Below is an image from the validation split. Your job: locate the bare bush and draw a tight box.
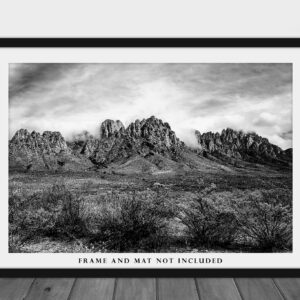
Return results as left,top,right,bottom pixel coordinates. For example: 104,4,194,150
9,184,87,243
90,190,173,251
233,189,292,251
178,184,238,247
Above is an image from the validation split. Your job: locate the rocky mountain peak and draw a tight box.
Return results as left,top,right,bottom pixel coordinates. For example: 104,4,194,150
10,129,69,155
86,116,185,166
9,129,72,171
100,119,125,138
126,119,144,138
10,128,31,142
195,127,289,164
126,116,180,148
9,117,292,172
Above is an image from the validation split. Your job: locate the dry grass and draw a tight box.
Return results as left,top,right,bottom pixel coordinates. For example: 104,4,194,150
9,167,292,253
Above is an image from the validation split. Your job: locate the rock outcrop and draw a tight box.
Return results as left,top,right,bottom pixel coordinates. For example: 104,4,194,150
127,116,181,148
10,129,69,156
9,129,72,171
195,128,291,164
9,117,292,172
81,116,184,166
100,119,125,138
125,116,183,157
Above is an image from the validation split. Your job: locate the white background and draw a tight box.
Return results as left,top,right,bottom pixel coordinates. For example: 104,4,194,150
0,0,300,37
0,47,298,269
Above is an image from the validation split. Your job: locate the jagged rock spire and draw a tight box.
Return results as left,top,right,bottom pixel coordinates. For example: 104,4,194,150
194,128,288,163
100,119,125,138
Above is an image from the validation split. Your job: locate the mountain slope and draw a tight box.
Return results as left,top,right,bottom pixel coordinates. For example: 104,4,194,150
9,129,92,171
195,128,292,166
9,116,292,173
80,116,184,166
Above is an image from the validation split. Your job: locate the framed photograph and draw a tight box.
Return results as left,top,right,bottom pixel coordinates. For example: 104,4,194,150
1,39,299,276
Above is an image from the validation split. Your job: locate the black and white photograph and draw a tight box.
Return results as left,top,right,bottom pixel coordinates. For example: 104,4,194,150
8,63,293,254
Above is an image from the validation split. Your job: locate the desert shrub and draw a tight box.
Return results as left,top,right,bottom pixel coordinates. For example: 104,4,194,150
55,186,87,236
9,184,87,241
9,189,31,238
9,233,26,253
90,190,173,251
233,189,292,251
178,184,238,247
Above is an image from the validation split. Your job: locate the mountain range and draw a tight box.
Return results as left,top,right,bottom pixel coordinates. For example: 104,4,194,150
9,116,292,173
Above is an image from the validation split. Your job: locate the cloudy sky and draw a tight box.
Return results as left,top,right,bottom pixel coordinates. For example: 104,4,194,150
9,63,292,149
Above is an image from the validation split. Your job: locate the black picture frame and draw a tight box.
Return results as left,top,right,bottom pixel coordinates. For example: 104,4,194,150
0,38,300,48
2,38,299,277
